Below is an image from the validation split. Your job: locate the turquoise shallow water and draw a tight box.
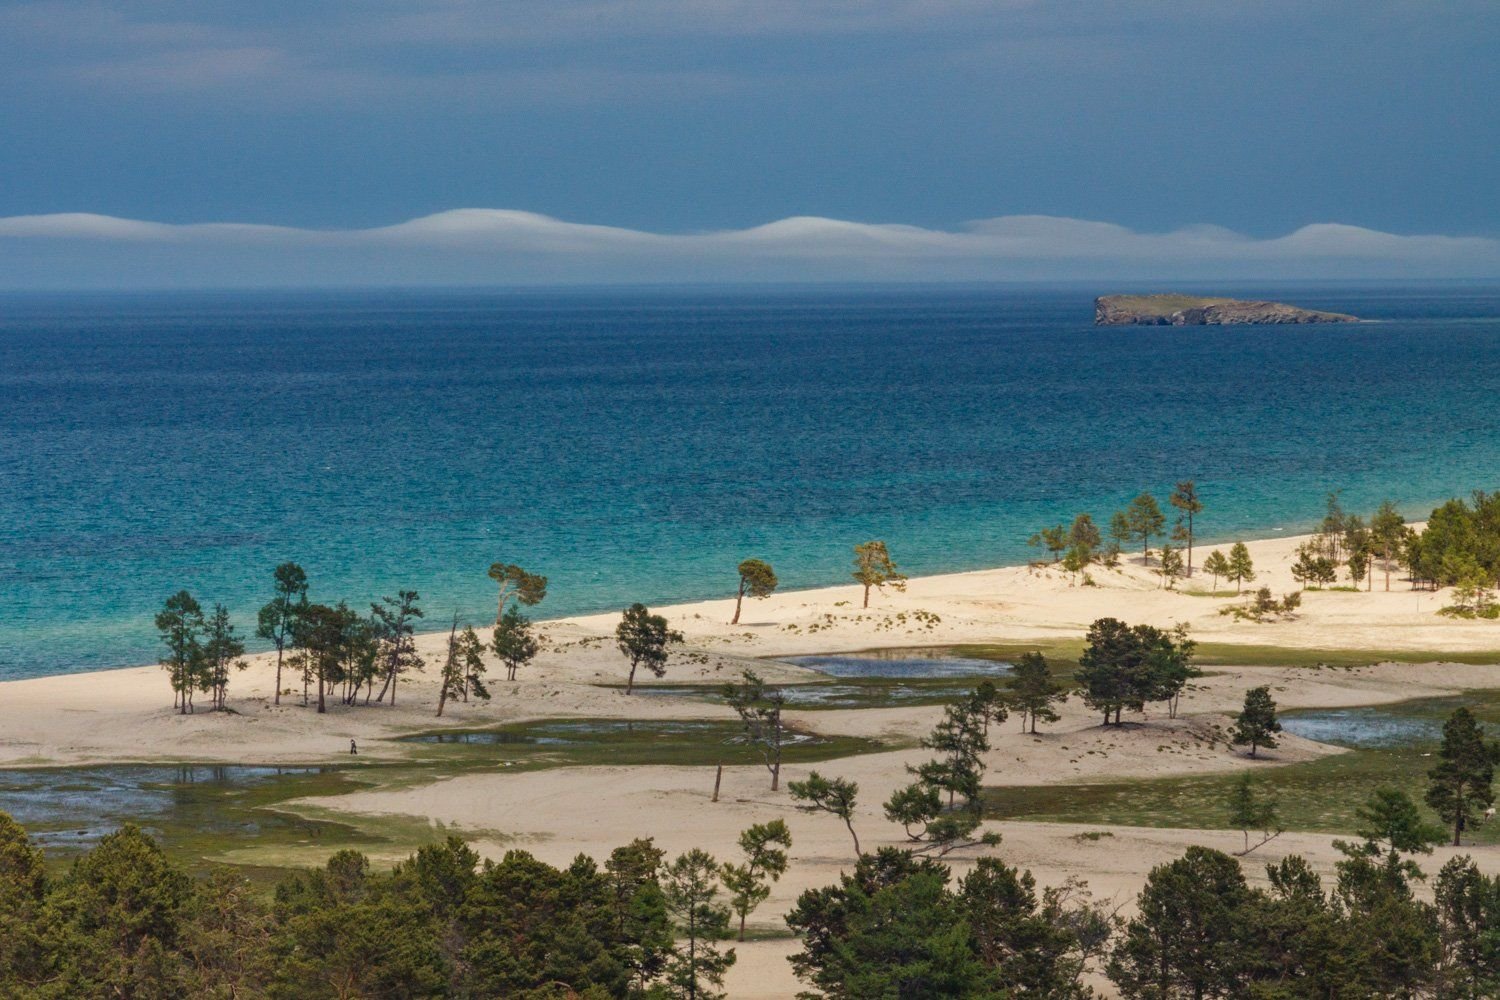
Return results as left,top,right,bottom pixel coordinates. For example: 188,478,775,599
2,285,1499,679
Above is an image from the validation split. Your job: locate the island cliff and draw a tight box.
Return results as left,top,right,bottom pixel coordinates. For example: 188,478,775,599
1095,294,1358,326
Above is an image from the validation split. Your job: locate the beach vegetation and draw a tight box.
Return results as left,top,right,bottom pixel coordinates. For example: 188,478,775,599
721,820,791,941
1028,523,1069,563
1425,707,1499,846
1291,542,1337,589
490,604,538,682
852,540,907,608
1005,651,1066,733
786,848,1097,997
484,562,547,624
1157,543,1184,588
723,669,788,790
1116,492,1166,565
370,590,424,706
201,602,247,712
730,558,778,624
1226,773,1281,855
1168,480,1203,574
1231,685,1282,757
436,618,489,716
616,603,684,694
1201,549,1229,592
256,561,308,706
789,772,861,853
1226,541,1255,592
156,589,207,713
1371,499,1410,591
661,848,736,1000
1074,618,1198,725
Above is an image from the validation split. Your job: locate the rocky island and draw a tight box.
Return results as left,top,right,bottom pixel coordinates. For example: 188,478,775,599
1095,294,1358,326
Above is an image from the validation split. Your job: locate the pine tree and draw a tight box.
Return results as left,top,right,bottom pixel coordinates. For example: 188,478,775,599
1426,707,1500,846
1226,542,1255,594
852,540,906,608
1005,651,1065,733
1232,686,1282,758
1202,549,1229,593
720,821,791,941
1169,480,1204,574
730,559,778,625
788,772,861,853
617,604,683,694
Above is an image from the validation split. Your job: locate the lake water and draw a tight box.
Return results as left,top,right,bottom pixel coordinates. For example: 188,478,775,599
4,285,1499,678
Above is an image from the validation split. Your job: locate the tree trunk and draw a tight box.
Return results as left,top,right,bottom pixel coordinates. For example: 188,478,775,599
712,763,723,802
274,644,283,706
626,662,637,694
1187,515,1193,575
862,583,871,609
771,758,779,792
731,579,745,625
317,669,326,714
846,818,861,854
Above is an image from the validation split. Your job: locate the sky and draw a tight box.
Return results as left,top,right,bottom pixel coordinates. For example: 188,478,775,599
2,1,1498,286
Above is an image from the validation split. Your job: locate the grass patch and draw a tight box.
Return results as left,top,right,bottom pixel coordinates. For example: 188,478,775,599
985,691,1500,846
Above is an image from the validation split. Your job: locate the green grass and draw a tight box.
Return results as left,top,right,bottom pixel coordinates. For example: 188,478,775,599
8,718,898,878
984,691,1500,846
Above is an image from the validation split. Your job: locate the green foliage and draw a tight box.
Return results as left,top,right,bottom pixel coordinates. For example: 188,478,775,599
1157,543,1184,588
1005,651,1066,733
616,603,684,694
723,669,788,790
1433,856,1500,997
491,604,539,682
1115,492,1166,564
1108,846,1251,1000
720,820,791,941
1426,707,1500,846
486,562,548,623
1231,685,1283,758
201,602,247,712
1075,618,1198,725
785,848,1092,998
1226,541,1255,592
1291,542,1338,589
437,617,490,716
730,558,778,624
1028,524,1069,563
1226,773,1281,855
1169,480,1203,572
257,562,308,706
851,540,907,608
1402,492,1500,590
370,590,425,706
1201,548,1229,592
661,849,735,1000
789,772,861,853
157,589,207,714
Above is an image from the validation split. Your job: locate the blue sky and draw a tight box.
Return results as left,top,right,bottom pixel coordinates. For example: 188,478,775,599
2,1,1498,285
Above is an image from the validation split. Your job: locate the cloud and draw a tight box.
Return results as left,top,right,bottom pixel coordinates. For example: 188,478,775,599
0,209,1495,288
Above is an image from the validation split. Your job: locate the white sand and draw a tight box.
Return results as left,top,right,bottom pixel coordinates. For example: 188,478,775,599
3,529,1498,998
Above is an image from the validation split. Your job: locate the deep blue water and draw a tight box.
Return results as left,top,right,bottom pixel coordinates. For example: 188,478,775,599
3,285,1499,679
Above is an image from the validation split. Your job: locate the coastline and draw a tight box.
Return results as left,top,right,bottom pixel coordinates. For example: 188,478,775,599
6,526,1500,999
2,525,1496,770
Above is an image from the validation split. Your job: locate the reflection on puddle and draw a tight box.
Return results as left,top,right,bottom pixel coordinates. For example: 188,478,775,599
0,765,328,849
1281,710,1442,748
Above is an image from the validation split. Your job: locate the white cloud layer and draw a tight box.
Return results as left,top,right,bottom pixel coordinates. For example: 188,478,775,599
1,210,1496,288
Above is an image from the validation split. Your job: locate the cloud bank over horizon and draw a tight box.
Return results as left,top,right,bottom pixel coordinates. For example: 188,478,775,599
2,209,1497,289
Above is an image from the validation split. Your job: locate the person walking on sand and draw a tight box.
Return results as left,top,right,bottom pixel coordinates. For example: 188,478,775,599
350,739,358,755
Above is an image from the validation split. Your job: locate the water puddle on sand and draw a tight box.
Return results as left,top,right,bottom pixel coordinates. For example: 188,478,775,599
0,764,336,850
1281,700,1500,749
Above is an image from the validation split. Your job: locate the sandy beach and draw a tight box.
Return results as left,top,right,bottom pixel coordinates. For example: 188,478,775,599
3,528,1498,997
